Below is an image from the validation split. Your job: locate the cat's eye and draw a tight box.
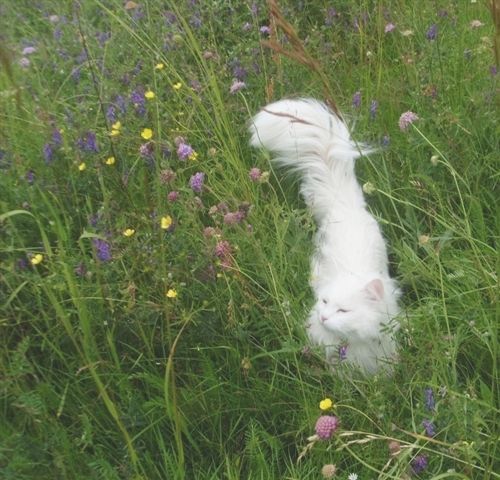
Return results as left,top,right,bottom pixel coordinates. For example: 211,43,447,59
336,308,349,313
322,299,328,304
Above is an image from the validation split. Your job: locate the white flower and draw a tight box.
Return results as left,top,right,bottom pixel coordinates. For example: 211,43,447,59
348,474,359,480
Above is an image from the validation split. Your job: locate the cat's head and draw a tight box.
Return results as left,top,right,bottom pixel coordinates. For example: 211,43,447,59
315,276,399,340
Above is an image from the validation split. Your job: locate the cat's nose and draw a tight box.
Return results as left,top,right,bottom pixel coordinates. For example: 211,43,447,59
320,315,328,323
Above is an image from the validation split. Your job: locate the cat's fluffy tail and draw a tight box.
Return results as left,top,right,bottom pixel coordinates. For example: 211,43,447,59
249,98,369,220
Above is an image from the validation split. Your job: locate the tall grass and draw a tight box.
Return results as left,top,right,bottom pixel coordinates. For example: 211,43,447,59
0,1,497,478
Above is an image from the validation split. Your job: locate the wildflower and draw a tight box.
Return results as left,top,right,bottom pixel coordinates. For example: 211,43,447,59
319,398,333,411
172,82,182,90
321,464,337,479
139,142,154,159
78,162,86,171
352,91,361,109
105,156,115,165
141,128,153,140
369,99,378,120
314,415,339,440
52,128,63,146
388,440,401,456
418,234,430,246
362,182,376,194
426,24,438,41
348,474,358,480
470,20,484,28
177,142,195,161
398,111,419,131
249,167,262,182
189,172,205,193
384,22,396,33
30,253,43,265
166,288,177,298
160,169,176,184
110,120,122,136
411,455,428,474
167,191,179,202
422,419,436,437
123,228,135,237
214,240,233,269
130,89,146,115
339,344,348,360
154,62,164,70
92,239,112,262
19,57,30,68
43,143,54,163
424,387,435,411
144,90,155,99
490,65,498,76
161,215,173,230
25,170,35,184
223,211,245,225
382,134,391,147
74,262,87,277
259,25,271,35
230,79,246,94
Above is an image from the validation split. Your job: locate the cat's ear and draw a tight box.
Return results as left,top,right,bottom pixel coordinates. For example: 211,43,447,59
364,278,384,301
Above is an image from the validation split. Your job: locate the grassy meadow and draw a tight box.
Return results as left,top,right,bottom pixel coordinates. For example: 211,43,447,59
0,1,498,478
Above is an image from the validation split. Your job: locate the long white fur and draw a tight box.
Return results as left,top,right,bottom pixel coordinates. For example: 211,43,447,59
249,98,400,374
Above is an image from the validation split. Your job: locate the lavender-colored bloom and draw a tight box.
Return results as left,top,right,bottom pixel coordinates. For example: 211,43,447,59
398,111,419,131
490,65,498,76
424,388,435,411
384,22,396,33
106,104,117,122
115,95,127,114
232,63,247,81
339,345,348,361
422,419,436,437
190,14,202,29
315,415,339,440
77,131,99,153
52,128,62,146
167,191,179,202
381,134,391,147
92,239,112,262
130,89,146,116
411,455,428,474
426,24,438,41
25,170,35,184
177,142,194,161
352,91,361,109
249,167,262,182
189,172,205,193
43,143,54,163
223,211,245,225
369,100,378,120
22,46,37,55
139,142,154,159
259,25,271,35
230,80,246,94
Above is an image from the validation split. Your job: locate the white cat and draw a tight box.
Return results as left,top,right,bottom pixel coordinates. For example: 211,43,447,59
249,98,400,374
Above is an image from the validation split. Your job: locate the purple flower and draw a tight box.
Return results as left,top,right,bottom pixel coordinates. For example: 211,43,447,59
177,142,195,161
426,24,438,41
139,142,154,159
214,240,233,269
92,239,112,262
259,25,271,35
230,80,246,94
223,211,245,225
422,419,436,437
339,345,348,361
411,455,428,474
369,100,378,120
52,128,62,147
352,91,361,109
130,89,146,116
43,143,54,163
249,167,262,182
398,111,419,131
106,104,117,122
424,388,435,411
22,46,37,55
314,415,339,440
77,131,99,153
189,172,205,193
25,170,35,184
167,191,179,202
381,134,390,147
384,22,396,33
490,65,498,76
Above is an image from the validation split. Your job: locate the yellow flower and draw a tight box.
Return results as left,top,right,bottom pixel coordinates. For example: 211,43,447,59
188,151,198,161
166,288,177,298
155,62,165,70
78,162,86,171
110,129,120,137
319,398,334,411
105,156,116,165
141,128,153,140
30,253,44,265
145,90,155,99
112,121,122,130
160,215,173,229
172,82,182,91
123,228,135,237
